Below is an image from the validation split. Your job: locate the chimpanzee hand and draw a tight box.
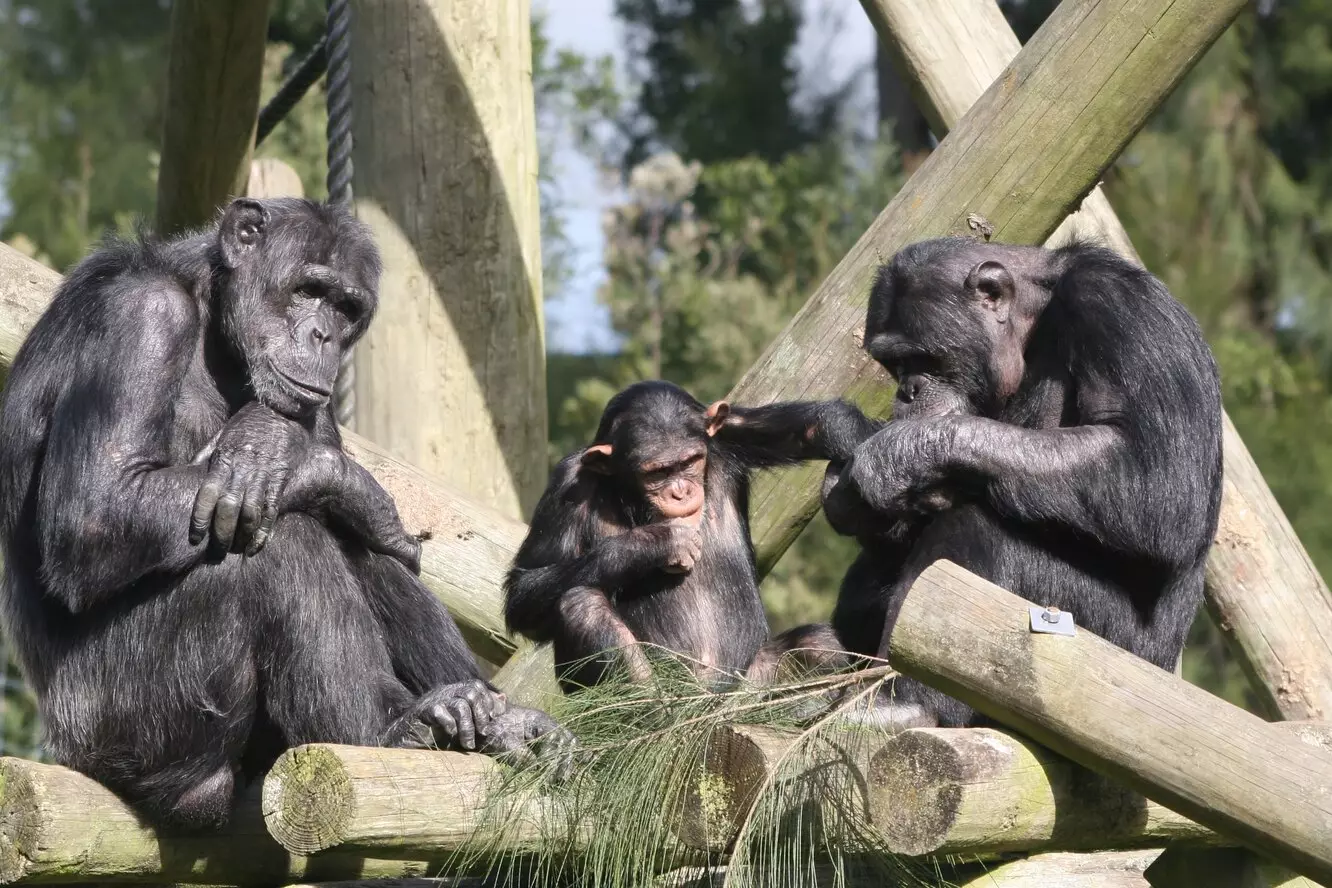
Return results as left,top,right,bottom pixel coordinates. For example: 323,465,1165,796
387,680,508,752
190,402,308,556
479,706,579,780
635,522,702,575
283,445,423,574
835,419,959,520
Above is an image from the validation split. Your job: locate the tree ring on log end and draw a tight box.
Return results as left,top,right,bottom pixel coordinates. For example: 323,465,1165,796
262,745,355,855
867,730,965,856
672,727,769,852
0,760,40,883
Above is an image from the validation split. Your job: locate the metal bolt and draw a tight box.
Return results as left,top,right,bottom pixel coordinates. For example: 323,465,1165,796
1040,606,1062,623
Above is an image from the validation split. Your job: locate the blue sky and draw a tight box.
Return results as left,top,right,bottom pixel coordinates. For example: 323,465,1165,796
537,0,879,353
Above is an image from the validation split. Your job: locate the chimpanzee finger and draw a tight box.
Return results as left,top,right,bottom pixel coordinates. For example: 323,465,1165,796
211,467,248,552
236,471,268,552
427,703,458,747
447,699,477,751
247,481,282,557
189,462,232,545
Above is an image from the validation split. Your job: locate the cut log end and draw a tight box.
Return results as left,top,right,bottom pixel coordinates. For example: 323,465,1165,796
866,729,968,856
0,758,41,884
673,725,773,851
263,745,356,855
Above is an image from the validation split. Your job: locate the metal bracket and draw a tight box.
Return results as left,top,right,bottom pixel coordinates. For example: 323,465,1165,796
1029,605,1076,637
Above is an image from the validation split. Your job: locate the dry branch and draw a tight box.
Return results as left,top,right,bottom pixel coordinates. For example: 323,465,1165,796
156,0,273,236
741,0,1246,575
888,560,1332,885
860,0,1332,728
0,757,453,885
0,243,519,664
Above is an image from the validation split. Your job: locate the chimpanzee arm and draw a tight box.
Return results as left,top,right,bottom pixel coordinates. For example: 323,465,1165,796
504,456,689,643
716,400,882,468
36,281,214,612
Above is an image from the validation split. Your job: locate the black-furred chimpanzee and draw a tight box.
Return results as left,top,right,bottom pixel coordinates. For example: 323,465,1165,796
0,198,567,831
820,237,1223,728
504,381,871,693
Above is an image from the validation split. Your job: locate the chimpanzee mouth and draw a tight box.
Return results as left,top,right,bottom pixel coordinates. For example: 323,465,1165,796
269,363,333,401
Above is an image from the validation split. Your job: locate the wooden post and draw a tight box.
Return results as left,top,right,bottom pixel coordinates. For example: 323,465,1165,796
738,0,1246,576
0,243,519,664
888,560,1332,885
262,744,552,857
857,0,1332,730
956,851,1162,888
0,757,450,885
155,0,273,237
348,0,547,521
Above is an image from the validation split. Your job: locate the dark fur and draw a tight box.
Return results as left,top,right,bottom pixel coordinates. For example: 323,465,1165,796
504,381,871,692
822,238,1222,727
0,199,515,830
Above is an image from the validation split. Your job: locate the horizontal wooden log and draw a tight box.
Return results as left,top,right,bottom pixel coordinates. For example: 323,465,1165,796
741,0,1246,574
866,727,1217,856
888,560,1332,885
0,757,455,885
955,850,1161,888
0,243,519,664
1145,846,1323,888
261,744,551,857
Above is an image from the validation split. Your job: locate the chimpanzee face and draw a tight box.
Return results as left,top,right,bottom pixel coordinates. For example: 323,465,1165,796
865,238,1038,420
580,381,726,525
216,198,381,419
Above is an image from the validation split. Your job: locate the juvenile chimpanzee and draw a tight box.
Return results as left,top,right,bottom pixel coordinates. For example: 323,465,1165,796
0,198,567,831
504,381,869,693
821,237,1223,728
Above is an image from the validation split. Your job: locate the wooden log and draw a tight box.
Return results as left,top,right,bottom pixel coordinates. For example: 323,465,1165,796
348,0,547,521
740,0,1246,576
1145,847,1324,888
865,727,1217,856
860,0,1332,733
0,242,519,664
888,560,1332,885
247,157,307,199
155,0,273,237
0,757,455,885
956,850,1161,888
261,744,556,858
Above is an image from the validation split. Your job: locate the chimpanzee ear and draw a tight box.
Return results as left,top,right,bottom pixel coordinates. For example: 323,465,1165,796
965,260,1016,323
705,401,730,437
219,199,269,269
581,443,614,474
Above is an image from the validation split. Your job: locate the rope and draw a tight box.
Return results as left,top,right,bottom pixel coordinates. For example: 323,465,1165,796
325,0,357,427
254,36,328,147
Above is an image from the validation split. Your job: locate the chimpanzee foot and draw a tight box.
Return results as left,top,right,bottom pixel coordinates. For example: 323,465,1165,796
386,680,508,752
479,706,579,780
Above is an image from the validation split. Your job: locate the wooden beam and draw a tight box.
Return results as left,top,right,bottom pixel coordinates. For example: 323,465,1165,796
155,0,273,237
888,559,1332,885
956,850,1162,888
0,757,453,885
348,0,547,521
0,243,519,664
247,157,307,199
739,0,1246,576
1145,847,1322,888
858,0,1332,733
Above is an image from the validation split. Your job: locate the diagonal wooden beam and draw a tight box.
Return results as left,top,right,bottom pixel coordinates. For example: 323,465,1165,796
854,0,1332,722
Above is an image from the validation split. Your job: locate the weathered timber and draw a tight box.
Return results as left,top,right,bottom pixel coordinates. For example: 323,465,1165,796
741,0,1246,575
888,560,1332,885
1145,847,1324,888
858,0,1138,261
0,757,454,885
861,0,1332,730
156,0,273,236
349,0,547,520
956,850,1161,888
262,744,551,857
866,727,1217,856
489,641,560,710
247,157,307,199
0,242,519,664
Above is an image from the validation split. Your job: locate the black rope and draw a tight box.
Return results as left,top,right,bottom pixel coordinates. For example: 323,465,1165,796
254,36,328,147
325,0,357,425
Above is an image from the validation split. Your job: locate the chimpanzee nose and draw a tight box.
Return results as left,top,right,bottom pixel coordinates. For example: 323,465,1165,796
309,324,330,348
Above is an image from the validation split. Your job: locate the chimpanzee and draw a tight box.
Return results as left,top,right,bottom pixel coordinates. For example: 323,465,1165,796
820,237,1223,728
0,197,567,831
504,381,870,693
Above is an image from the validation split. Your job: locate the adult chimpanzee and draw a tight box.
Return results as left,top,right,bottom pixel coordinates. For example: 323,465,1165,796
504,381,868,693
820,237,1223,728
0,197,567,831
